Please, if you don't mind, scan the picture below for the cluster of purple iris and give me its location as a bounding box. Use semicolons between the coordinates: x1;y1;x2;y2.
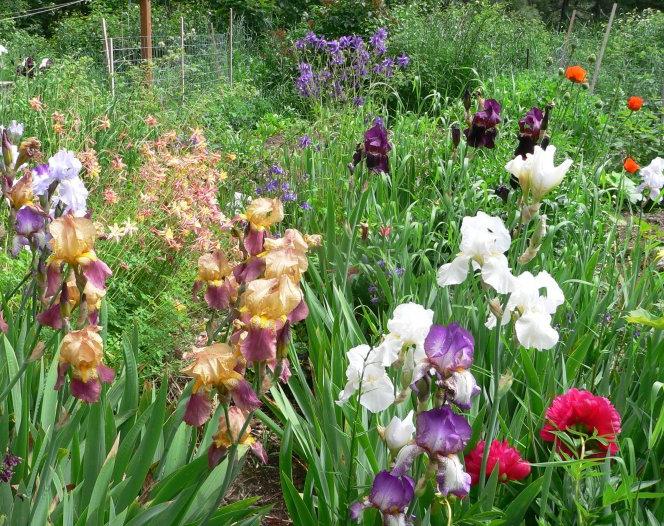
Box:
1;452;20;483
294;28;409;104
255;164;311;211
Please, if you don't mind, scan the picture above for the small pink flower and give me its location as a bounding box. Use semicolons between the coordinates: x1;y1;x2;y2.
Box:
379;225;392;237
103;188;119;205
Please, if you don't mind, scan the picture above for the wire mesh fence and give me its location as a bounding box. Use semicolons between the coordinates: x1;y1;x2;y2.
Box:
100;16;251;103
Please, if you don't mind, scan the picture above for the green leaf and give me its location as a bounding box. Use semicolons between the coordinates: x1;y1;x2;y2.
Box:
280;469;317;525
2;336;22;433
625;308;664;329
80;400;106;508
119;326;140;417
114;376;167;512
502;477;544;524
85;440;118;526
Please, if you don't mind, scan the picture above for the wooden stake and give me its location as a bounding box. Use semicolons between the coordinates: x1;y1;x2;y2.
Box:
228;8;233;86
562;9;576;66
590;3;617;94
108;37;116;98
101;18;112;94
139;0;153;85
180;16;185;101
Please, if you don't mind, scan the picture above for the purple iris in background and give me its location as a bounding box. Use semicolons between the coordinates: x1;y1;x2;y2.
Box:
350;117;391;174
350;470;414;524
464;99;502;149
514;107;544;159
1;452;21;483
298;135;312;149
370;28;388;55
396;54;410;68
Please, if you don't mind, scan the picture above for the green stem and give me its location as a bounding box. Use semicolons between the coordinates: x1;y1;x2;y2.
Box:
478;320;503;493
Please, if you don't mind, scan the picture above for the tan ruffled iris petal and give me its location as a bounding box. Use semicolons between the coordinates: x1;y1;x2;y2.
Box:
181;343;244;389
197;250;233;282
244;198;284;230
242;276;301;321
59;326;104;381
212;406;253;448
7;173;34;209
263;229;309;281
49;215;98;265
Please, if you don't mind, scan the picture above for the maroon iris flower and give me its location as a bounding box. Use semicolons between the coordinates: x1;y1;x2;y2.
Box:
349;118;392;174
464;99;501;149
514;107;544;159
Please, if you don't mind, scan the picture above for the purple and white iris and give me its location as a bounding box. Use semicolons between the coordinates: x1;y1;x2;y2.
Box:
392;406;472;497
350;470;414;525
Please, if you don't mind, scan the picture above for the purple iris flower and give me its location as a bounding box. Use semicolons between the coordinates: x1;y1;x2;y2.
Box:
369;28;388;55
514;107;544;159
282;191;297;202
353;96;365;107
327;40;340;53
424;323;474;372
14;205;46;237
464;99;502;149
298;135;312;149
339;36;352;49
270;164;285;176
1;452;21;483
300;201;312;211
391;407;471;497
350;471;414;523
265;179;279;192
414;406;471;456
396;54;410;68
364;118;391;173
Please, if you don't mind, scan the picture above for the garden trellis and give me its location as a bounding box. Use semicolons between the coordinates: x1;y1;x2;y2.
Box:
100;13;245;101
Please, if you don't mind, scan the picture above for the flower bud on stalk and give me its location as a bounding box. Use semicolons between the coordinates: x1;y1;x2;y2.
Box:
2;130;13;171
15;137;41;168
518;214;547;264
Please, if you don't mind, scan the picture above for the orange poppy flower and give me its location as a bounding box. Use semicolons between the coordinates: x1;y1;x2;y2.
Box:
626;96;643;111
565;66;587;84
623;157;639;174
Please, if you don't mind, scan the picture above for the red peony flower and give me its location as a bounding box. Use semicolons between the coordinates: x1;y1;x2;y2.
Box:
540;388;621;456
565;65;587;84
464;440;531;485
623;157;640;174
626;96;643;112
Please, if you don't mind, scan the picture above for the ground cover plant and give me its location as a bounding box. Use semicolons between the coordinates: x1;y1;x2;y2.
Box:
1;1;664;525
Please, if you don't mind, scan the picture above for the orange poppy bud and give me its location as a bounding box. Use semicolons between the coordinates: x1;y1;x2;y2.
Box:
565;66;587;84
626;96;643;111
623;157;639;174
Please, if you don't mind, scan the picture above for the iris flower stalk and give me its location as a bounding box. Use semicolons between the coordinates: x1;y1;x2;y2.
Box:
478;312;504;491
